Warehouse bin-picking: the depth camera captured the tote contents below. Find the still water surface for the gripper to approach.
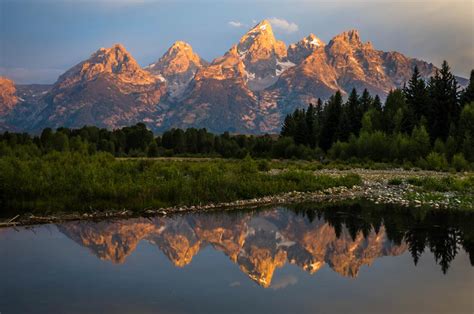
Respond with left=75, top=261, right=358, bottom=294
left=1, top=203, right=473, bottom=313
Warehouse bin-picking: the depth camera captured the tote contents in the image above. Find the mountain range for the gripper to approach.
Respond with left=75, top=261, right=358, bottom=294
left=0, top=20, right=466, bottom=134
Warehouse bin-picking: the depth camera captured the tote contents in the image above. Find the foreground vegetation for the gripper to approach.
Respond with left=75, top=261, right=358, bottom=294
left=0, top=153, right=361, bottom=214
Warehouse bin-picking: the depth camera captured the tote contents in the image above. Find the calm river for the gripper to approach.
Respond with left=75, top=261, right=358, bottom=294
left=1, top=202, right=473, bottom=313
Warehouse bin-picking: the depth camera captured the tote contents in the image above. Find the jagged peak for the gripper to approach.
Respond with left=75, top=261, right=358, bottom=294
left=331, top=29, right=362, bottom=45
left=54, top=43, right=157, bottom=89
left=287, top=34, right=325, bottom=64
left=88, top=43, right=138, bottom=70
left=236, top=19, right=287, bottom=63
left=290, top=33, right=325, bottom=49
left=94, top=43, right=130, bottom=58
left=248, top=19, right=272, bottom=33
left=168, top=41, right=193, bottom=52
left=304, top=33, right=324, bottom=47
left=238, top=19, right=277, bottom=49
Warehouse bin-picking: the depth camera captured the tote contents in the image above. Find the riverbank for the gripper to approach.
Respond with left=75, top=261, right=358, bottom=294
left=1, top=167, right=472, bottom=228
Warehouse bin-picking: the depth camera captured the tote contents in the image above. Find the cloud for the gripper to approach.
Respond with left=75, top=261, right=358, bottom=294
left=228, top=21, right=245, bottom=28
left=267, top=18, right=299, bottom=34
left=229, top=281, right=241, bottom=287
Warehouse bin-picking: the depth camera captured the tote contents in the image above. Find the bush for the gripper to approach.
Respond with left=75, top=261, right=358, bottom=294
left=257, top=159, right=271, bottom=172
left=426, top=152, right=448, bottom=171
left=452, top=153, right=469, bottom=172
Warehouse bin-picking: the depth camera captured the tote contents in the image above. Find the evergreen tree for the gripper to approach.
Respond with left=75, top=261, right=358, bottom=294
left=294, top=109, right=308, bottom=145
left=427, top=61, right=460, bottom=141
left=360, top=89, right=373, bottom=113
left=372, top=95, right=383, bottom=112
left=337, top=107, right=352, bottom=141
left=345, top=88, right=362, bottom=135
left=281, top=113, right=296, bottom=138
left=404, top=65, right=429, bottom=129
left=305, top=103, right=317, bottom=147
left=461, top=70, right=474, bottom=106
left=320, top=91, right=343, bottom=150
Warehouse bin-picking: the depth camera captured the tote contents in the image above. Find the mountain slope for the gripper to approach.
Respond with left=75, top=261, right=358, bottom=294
left=30, top=44, right=166, bottom=131
left=145, top=41, right=207, bottom=98
left=157, top=46, right=260, bottom=133
left=236, top=20, right=289, bottom=91
left=0, top=77, right=19, bottom=116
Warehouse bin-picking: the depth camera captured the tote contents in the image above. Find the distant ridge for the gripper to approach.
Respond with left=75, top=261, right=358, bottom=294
left=0, top=20, right=468, bottom=134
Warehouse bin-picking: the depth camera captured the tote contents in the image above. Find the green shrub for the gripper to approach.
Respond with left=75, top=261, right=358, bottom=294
left=426, top=152, right=448, bottom=171
left=452, top=153, right=469, bottom=172
left=257, top=159, right=271, bottom=172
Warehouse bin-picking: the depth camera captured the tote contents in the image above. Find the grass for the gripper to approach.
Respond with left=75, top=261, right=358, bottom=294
left=406, top=175, right=474, bottom=192
left=0, top=152, right=361, bottom=214
left=388, top=178, right=403, bottom=185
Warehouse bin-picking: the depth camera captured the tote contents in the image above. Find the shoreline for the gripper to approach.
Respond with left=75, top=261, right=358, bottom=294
left=1, top=168, right=472, bottom=228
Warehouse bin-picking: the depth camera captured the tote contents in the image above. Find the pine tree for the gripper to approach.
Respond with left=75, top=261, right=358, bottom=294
left=404, top=65, right=429, bottom=129
left=306, top=103, right=317, bottom=147
left=320, top=91, right=343, bottom=150
left=345, top=88, right=362, bottom=135
left=360, top=89, right=373, bottom=113
left=281, top=113, right=296, bottom=138
left=314, top=98, right=324, bottom=147
left=294, top=109, right=308, bottom=145
left=427, top=61, right=460, bottom=141
left=372, top=95, right=383, bottom=112
left=337, top=109, right=351, bottom=141
left=461, top=70, right=474, bottom=106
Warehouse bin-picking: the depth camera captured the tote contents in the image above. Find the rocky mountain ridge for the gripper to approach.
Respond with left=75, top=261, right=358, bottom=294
left=1, top=20, right=466, bottom=134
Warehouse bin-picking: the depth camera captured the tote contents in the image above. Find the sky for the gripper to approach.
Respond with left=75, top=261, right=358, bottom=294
left=0, top=0, right=473, bottom=84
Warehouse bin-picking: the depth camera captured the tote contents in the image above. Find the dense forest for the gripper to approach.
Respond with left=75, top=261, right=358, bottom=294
left=0, top=62, right=473, bottom=171
left=282, top=63, right=474, bottom=170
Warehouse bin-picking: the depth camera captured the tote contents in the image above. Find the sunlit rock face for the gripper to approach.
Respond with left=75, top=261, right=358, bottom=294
left=0, top=77, right=19, bottom=116
left=236, top=20, right=288, bottom=91
left=3, top=20, right=461, bottom=134
left=146, top=41, right=207, bottom=98
left=287, top=34, right=325, bottom=65
left=28, top=44, right=166, bottom=131
left=157, top=45, right=260, bottom=133
left=57, top=208, right=407, bottom=287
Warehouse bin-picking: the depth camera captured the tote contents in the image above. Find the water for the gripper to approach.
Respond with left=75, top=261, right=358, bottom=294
left=1, top=202, right=473, bottom=314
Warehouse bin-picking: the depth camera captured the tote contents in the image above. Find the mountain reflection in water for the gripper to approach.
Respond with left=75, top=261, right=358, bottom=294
left=54, top=203, right=473, bottom=287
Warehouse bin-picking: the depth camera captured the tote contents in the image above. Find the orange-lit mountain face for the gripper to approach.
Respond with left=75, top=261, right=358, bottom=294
left=2, top=20, right=453, bottom=134
left=57, top=209, right=406, bottom=288
left=0, top=77, right=19, bottom=116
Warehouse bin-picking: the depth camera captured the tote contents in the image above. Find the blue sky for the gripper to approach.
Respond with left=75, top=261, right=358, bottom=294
left=0, top=0, right=473, bottom=84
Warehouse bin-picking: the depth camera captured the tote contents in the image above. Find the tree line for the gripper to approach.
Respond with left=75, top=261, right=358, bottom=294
left=281, top=62, right=474, bottom=169
left=0, top=61, right=473, bottom=170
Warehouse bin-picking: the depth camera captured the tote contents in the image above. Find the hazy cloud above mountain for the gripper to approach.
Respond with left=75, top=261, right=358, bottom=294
left=1, top=0, right=472, bottom=83
left=267, top=18, right=299, bottom=34
left=228, top=21, right=245, bottom=28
